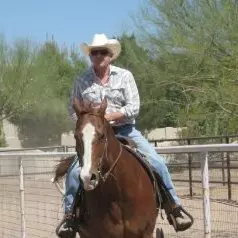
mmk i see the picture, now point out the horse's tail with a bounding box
[53,156,75,182]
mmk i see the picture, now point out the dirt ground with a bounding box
[0,157,238,238]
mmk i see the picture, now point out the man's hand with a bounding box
[104,112,125,122]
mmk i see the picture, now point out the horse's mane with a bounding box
[53,156,75,182]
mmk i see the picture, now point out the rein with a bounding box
[97,134,123,183]
[76,111,123,183]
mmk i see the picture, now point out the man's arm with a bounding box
[104,111,125,122]
[105,71,140,122]
[119,71,140,119]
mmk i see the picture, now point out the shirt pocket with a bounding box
[110,86,125,103]
[82,87,100,102]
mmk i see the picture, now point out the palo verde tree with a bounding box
[135,0,238,136]
[0,36,88,147]
[115,34,181,132]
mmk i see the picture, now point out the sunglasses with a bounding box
[90,49,109,56]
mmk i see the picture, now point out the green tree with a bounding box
[0,37,87,147]
[0,122,6,146]
[136,0,238,136]
[0,36,38,146]
[115,34,182,131]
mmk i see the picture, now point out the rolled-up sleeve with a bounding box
[119,71,140,119]
[68,79,82,121]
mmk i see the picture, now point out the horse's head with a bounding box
[73,98,108,191]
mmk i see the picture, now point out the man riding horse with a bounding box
[56,33,193,237]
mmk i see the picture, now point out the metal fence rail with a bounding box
[150,134,238,147]
[0,144,238,238]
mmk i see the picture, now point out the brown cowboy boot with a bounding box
[154,172,194,232]
[55,214,77,238]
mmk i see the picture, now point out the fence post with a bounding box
[187,139,193,197]
[201,152,211,238]
[221,137,226,186]
[225,136,232,200]
[154,140,158,147]
[19,157,26,238]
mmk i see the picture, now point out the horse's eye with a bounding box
[75,132,83,139]
[96,133,105,142]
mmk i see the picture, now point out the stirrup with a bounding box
[168,206,194,232]
[56,214,77,238]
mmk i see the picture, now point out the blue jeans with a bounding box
[64,124,180,213]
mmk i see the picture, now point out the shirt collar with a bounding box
[90,64,117,77]
[109,65,117,75]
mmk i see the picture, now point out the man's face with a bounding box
[89,48,112,69]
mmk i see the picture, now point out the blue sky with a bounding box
[0,0,142,47]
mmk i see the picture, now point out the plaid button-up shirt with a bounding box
[68,65,140,125]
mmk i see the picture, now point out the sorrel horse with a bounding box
[54,98,163,238]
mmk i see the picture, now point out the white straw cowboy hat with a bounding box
[80,34,121,61]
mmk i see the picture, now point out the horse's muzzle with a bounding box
[81,173,99,190]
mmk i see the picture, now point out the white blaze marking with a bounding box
[80,123,96,186]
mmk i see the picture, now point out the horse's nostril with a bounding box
[90,173,97,181]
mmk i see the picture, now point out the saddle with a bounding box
[115,135,162,208]
[115,135,137,148]
[116,135,178,214]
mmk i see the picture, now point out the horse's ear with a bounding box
[99,98,107,115]
[73,98,84,117]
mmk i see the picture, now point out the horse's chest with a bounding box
[108,201,123,222]
[82,203,123,237]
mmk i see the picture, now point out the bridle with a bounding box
[76,113,123,183]
[97,137,122,182]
